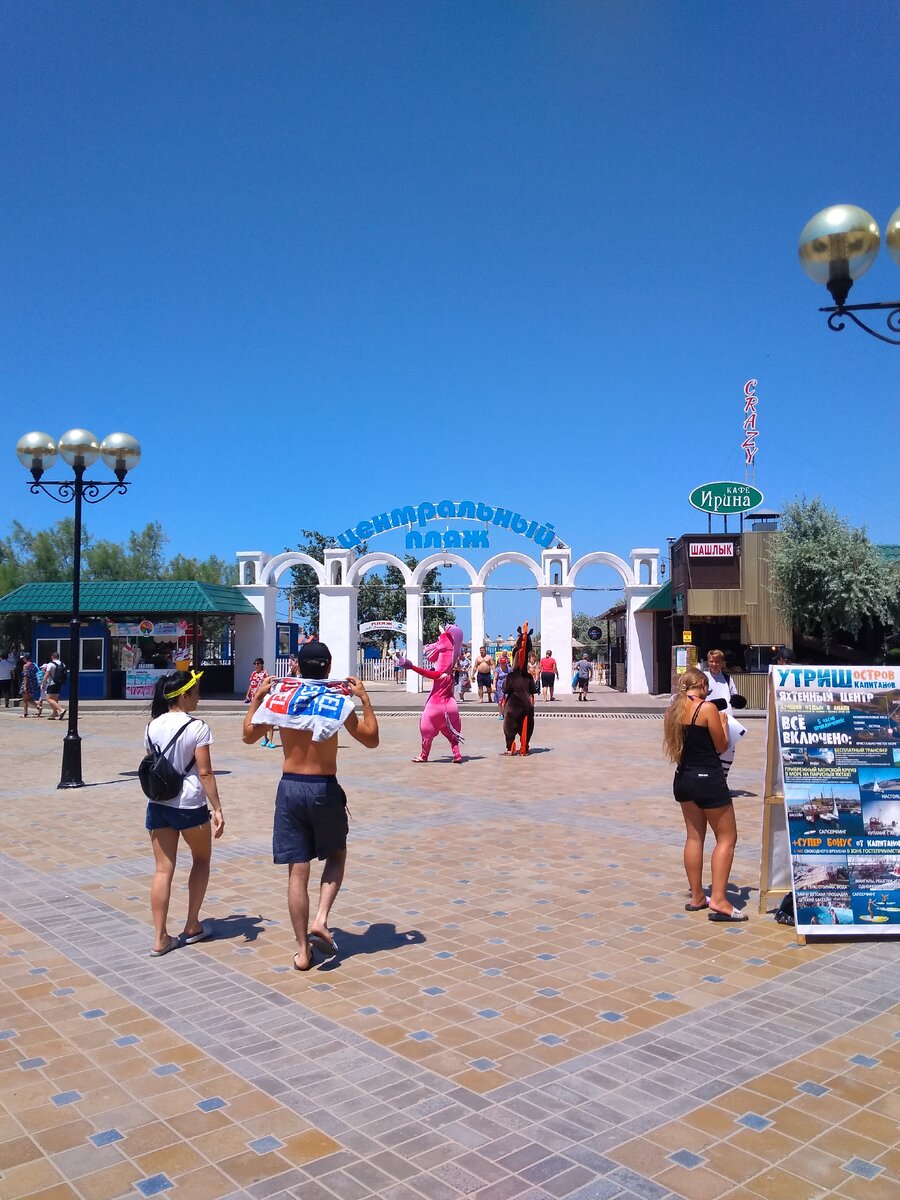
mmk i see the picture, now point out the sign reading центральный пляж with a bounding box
[333,500,561,553]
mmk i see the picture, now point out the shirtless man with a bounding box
[242,641,379,971]
[472,646,494,703]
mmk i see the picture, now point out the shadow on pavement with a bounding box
[318,923,425,971]
[208,913,268,942]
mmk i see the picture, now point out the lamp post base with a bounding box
[58,733,85,789]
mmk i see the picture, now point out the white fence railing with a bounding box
[357,658,405,683]
[271,655,405,684]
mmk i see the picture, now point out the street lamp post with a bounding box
[15,429,141,789]
[798,203,900,344]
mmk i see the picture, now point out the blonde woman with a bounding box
[663,668,747,921]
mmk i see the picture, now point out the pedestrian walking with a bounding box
[242,642,379,971]
[144,669,225,957]
[19,654,40,717]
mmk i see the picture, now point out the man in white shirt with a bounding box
[0,653,13,707]
[702,649,742,778]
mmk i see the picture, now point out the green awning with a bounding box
[638,579,672,612]
[0,581,258,616]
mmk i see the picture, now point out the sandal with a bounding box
[309,931,337,957]
[149,936,182,957]
[708,908,749,922]
[292,950,315,972]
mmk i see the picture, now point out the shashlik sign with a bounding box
[772,665,900,937]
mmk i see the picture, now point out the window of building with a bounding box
[81,638,104,672]
[36,638,71,666]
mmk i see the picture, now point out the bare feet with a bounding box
[293,949,315,971]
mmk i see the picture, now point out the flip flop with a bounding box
[149,936,182,957]
[685,900,709,911]
[309,931,338,957]
[708,909,749,922]
[182,922,211,945]
[293,950,315,971]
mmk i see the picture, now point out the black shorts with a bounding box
[273,774,348,864]
[577,675,590,690]
[476,672,492,689]
[673,768,731,810]
[46,685,61,696]
[541,672,555,688]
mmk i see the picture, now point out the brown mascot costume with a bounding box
[502,623,537,755]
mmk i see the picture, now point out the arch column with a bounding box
[469,585,486,655]
[319,585,357,680]
[235,584,276,691]
[405,584,423,693]
[539,584,574,695]
[624,583,657,694]
[324,548,354,587]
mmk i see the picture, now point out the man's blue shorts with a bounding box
[273,773,348,864]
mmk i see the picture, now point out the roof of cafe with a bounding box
[0,581,258,615]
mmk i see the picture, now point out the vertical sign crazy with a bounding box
[742,379,759,476]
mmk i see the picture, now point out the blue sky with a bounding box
[1,2,896,636]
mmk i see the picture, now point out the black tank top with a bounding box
[680,703,722,772]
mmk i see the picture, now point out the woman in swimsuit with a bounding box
[663,668,747,921]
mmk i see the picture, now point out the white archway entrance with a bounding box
[233,542,659,694]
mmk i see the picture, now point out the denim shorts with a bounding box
[146,803,211,832]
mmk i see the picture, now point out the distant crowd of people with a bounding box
[0,647,68,719]
[446,644,604,708]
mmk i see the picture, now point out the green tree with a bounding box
[125,522,168,578]
[166,554,238,585]
[10,518,79,580]
[1,519,234,590]
[572,610,612,661]
[288,529,334,633]
[770,498,898,648]
[84,540,130,580]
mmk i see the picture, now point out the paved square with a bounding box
[0,704,897,1199]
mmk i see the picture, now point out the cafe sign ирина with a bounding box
[688,481,764,515]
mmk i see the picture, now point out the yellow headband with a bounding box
[165,670,204,700]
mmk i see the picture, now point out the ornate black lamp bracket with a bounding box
[822,302,900,346]
[29,479,130,504]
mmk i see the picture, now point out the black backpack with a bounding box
[53,660,68,685]
[139,719,196,802]
[769,892,795,926]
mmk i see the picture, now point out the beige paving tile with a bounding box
[0,711,896,1200]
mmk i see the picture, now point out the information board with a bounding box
[771,665,900,937]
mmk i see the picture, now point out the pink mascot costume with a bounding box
[396,624,464,763]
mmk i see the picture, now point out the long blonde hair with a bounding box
[663,668,708,763]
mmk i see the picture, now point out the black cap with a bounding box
[296,640,331,664]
